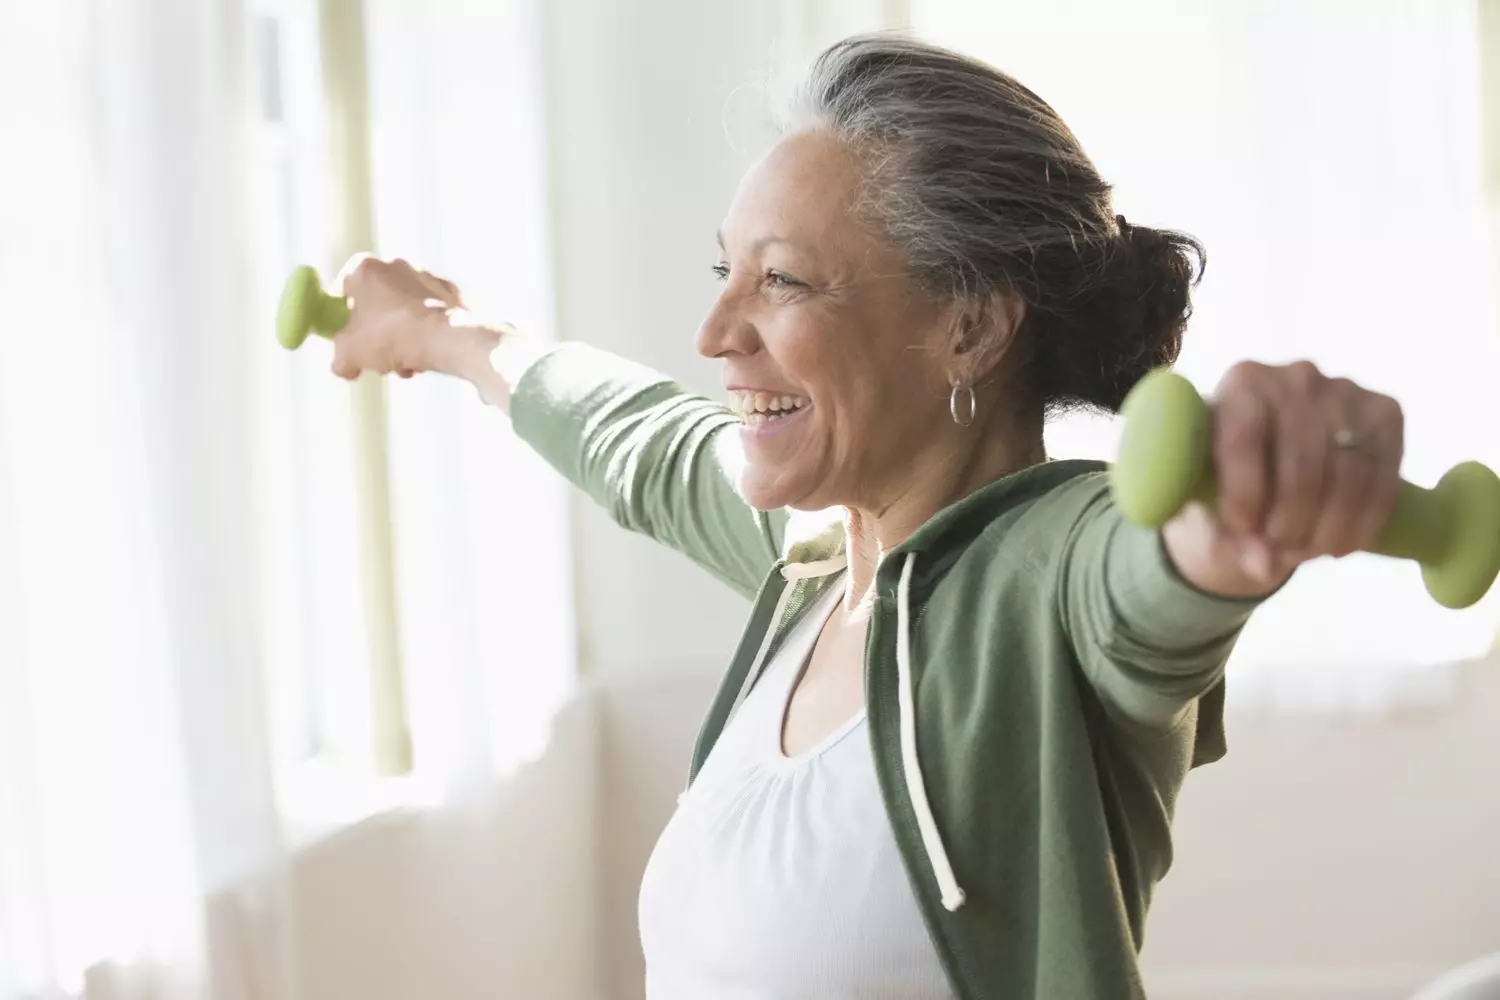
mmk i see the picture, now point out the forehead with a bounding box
[720,129,871,252]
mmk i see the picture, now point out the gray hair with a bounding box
[789,34,1203,414]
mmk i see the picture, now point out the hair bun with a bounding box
[1120,222,1201,376]
[1028,220,1204,414]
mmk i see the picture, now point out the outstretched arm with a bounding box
[1062,359,1405,733]
[329,256,786,599]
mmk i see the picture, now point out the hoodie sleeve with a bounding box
[509,342,787,599]
[1057,478,1263,735]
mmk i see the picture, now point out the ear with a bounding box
[945,290,1026,387]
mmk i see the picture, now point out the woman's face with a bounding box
[697,129,957,513]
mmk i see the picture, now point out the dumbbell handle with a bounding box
[1111,369,1500,609]
[276,265,351,350]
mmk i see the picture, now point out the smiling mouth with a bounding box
[730,390,810,425]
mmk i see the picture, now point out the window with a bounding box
[248,1,380,808]
[245,0,577,830]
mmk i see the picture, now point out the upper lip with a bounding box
[725,385,802,395]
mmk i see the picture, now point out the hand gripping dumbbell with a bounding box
[1111,368,1500,609]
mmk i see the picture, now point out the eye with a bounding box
[765,270,804,289]
[711,263,730,280]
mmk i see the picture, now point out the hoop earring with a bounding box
[949,383,977,427]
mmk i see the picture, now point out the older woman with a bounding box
[328,35,1402,1000]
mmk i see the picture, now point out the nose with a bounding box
[695,287,760,361]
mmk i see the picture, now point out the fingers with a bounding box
[331,343,414,380]
[1261,362,1327,555]
[416,269,462,306]
[331,334,364,380]
[1305,378,1372,557]
[1309,387,1403,557]
[336,254,449,299]
[1353,394,1404,550]
[331,356,362,381]
[1212,362,1273,539]
[1210,360,1405,574]
[322,254,462,382]
[336,252,380,296]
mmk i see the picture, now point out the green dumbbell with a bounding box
[276,265,351,350]
[1111,368,1500,610]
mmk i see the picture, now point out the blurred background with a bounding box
[1,0,1498,997]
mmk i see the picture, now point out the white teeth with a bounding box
[731,390,808,417]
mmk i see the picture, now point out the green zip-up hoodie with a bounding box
[511,343,1261,1000]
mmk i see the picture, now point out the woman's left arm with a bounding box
[1061,360,1405,730]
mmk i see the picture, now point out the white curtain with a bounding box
[0,0,283,996]
[917,0,1500,714]
[0,0,572,995]
[242,0,574,817]
[361,0,575,797]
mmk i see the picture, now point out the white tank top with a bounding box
[637,584,953,999]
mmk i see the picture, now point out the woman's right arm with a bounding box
[331,256,787,600]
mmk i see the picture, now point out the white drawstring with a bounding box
[724,555,848,724]
[896,552,967,912]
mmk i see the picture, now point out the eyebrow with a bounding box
[716,229,799,255]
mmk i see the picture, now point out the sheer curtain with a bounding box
[0,0,572,995]
[0,0,285,996]
[360,0,575,799]
[917,0,1500,713]
[243,0,573,825]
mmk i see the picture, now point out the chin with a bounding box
[738,479,791,512]
[738,464,818,512]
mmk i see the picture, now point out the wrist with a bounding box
[430,308,505,380]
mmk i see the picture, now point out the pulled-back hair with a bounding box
[791,34,1204,414]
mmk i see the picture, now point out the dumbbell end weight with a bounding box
[276,265,350,350]
[1111,368,1500,609]
[1398,462,1500,610]
[1111,368,1217,527]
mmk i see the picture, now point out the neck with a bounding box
[840,408,1046,607]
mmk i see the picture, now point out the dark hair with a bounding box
[791,34,1204,414]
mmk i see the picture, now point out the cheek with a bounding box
[765,306,932,455]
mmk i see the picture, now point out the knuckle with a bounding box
[1326,376,1359,400]
[1286,359,1323,391]
[1220,360,1267,393]
[1374,393,1404,427]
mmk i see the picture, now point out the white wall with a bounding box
[1141,659,1500,999]
[210,694,602,1000]
[540,0,776,686]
